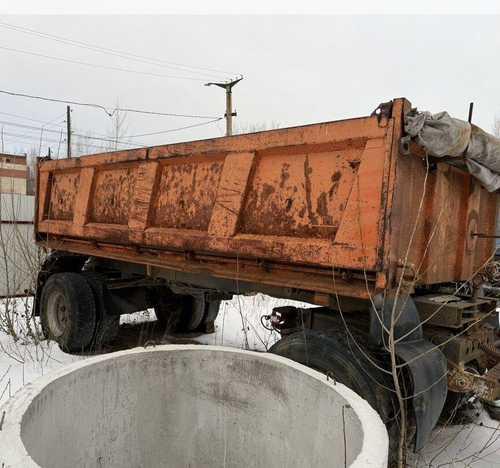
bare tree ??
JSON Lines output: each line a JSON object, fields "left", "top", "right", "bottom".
{"left": 0, "top": 191, "right": 44, "bottom": 341}
{"left": 74, "top": 130, "right": 97, "bottom": 156}
{"left": 108, "top": 101, "right": 129, "bottom": 151}
{"left": 234, "top": 120, "right": 281, "bottom": 135}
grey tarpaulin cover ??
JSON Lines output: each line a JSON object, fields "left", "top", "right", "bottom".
{"left": 405, "top": 110, "right": 500, "bottom": 192}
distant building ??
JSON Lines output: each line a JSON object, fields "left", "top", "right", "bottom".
{"left": 0, "top": 153, "right": 28, "bottom": 195}
{"left": 0, "top": 153, "right": 38, "bottom": 297}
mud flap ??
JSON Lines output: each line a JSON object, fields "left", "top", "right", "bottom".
{"left": 395, "top": 340, "right": 447, "bottom": 450}
{"left": 370, "top": 294, "right": 448, "bottom": 450}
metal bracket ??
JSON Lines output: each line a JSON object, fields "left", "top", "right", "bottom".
{"left": 399, "top": 135, "right": 412, "bottom": 155}
{"left": 371, "top": 100, "right": 393, "bottom": 126}
{"left": 448, "top": 362, "right": 500, "bottom": 401}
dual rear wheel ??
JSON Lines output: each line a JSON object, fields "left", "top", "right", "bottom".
{"left": 40, "top": 273, "right": 220, "bottom": 352}
{"left": 154, "top": 291, "right": 221, "bottom": 334}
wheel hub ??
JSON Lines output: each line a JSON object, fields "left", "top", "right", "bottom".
{"left": 47, "top": 291, "right": 69, "bottom": 338}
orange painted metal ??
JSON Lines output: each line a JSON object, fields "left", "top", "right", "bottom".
{"left": 35, "top": 98, "right": 497, "bottom": 300}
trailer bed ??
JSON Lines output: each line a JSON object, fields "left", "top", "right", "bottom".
{"left": 35, "top": 98, "right": 496, "bottom": 301}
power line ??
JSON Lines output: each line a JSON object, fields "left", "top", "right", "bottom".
{"left": 72, "top": 130, "right": 143, "bottom": 147}
{"left": 0, "top": 109, "right": 139, "bottom": 144}
{"left": 0, "top": 120, "right": 89, "bottom": 137}
{"left": 0, "top": 117, "right": 217, "bottom": 146}
{"left": 0, "top": 88, "right": 220, "bottom": 119}
{"left": 0, "top": 119, "right": 145, "bottom": 147}
{"left": 39, "top": 112, "right": 66, "bottom": 155}
{"left": 2, "top": 134, "right": 55, "bottom": 149}
{"left": 2, "top": 130, "right": 65, "bottom": 146}
{"left": 39, "top": 113, "right": 67, "bottom": 130}
{"left": 0, "top": 88, "right": 112, "bottom": 115}
{"left": 0, "top": 110, "right": 65, "bottom": 128}
{"left": 4, "top": 124, "right": 123, "bottom": 150}
{"left": 2, "top": 130, "right": 113, "bottom": 152}
{"left": 0, "top": 110, "right": 136, "bottom": 145}
{"left": 0, "top": 113, "right": 65, "bottom": 146}
{"left": 72, "top": 131, "right": 145, "bottom": 147}
{"left": 3, "top": 129, "right": 71, "bottom": 146}
{"left": 0, "top": 110, "right": 221, "bottom": 145}
{"left": 125, "top": 118, "right": 223, "bottom": 138}
{"left": 7, "top": 133, "right": 108, "bottom": 153}
{"left": 0, "top": 21, "right": 238, "bottom": 80}
{"left": 0, "top": 116, "right": 223, "bottom": 147}
{"left": 0, "top": 44, "right": 210, "bottom": 83}
{"left": 0, "top": 117, "right": 222, "bottom": 144}
{"left": 116, "top": 107, "right": 221, "bottom": 120}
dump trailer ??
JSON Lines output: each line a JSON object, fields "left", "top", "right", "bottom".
{"left": 34, "top": 98, "right": 500, "bottom": 454}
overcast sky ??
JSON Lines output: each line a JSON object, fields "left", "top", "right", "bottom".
{"left": 1, "top": 15, "right": 499, "bottom": 156}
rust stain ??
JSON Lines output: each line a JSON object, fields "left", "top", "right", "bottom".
{"left": 89, "top": 166, "right": 137, "bottom": 225}
{"left": 151, "top": 159, "right": 223, "bottom": 230}
{"left": 47, "top": 171, "right": 80, "bottom": 221}
{"left": 241, "top": 148, "right": 362, "bottom": 239}
{"left": 304, "top": 154, "right": 316, "bottom": 227}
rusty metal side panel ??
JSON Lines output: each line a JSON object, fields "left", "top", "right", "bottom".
{"left": 89, "top": 164, "right": 138, "bottom": 225}
{"left": 472, "top": 188, "right": 497, "bottom": 273}
{"left": 208, "top": 152, "right": 255, "bottom": 238}
{"left": 240, "top": 143, "right": 364, "bottom": 239}
{"left": 46, "top": 170, "right": 80, "bottom": 221}
{"left": 137, "top": 133, "right": 391, "bottom": 271}
{"left": 37, "top": 114, "right": 396, "bottom": 297}
{"left": 151, "top": 156, "right": 224, "bottom": 230}
{"left": 389, "top": 147, "right": 497, "bottom": 287}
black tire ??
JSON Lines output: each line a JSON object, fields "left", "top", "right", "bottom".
{"left": 177, "top": 295, "right": 221, "bottom": 332}
{"left": 81, "top": 272, "right": 120, "bottom": 351}
{"left": 40, "top": 272, "right": 97, "bottom": 352}
{"left": 154, "top": 293, "right": 187, "bottom": 333}
{"left": 484, "top": 402, "right": 500, "bottom": 421}
{"left": 93, "top": 314, "right": 120, "bottom": 350}
{"left": 199, "top": 299, "right": 222, "bottom": 334}
{"left": 155, "top": 292, "right": 220, "bottom": 334}
{"left": 269, "top": 327, "right": 399, "bottom": 464}
{"left": 176, "top": 295, "right": 206, "bottom": 331}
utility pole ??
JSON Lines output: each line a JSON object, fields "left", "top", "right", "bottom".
{"left": 205, "top": 76, "right": 243, "bottom": 136}
{"left": 468, "top": 102, "right": 474, "bottom": 123}
{"left": 66, "top": 105, "right": 72, "bottom": 158}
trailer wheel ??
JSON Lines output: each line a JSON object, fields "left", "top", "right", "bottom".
{"left": 177, "top": 295, "right": 217, "bottom": 332}
{"left": 155, "top": 293, "right": 220, "bottom": 334}
{"left": 269, "top": 328, "right": 399, "bottom": 462}
{"left": 93, "top": 314, "right": 120, "bottom": 350}
{"left": 154, "top": 293, "right": 186, "bottom": 332}
{"left": 40, "top": 272, "right": 97, "bottom": 352}
{"left": 81, "top": 272, "right": 120, "bottom": 351}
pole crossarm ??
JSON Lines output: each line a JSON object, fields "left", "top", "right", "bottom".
{"left": 205, "top": 76, "right": 243, "bottom": 136}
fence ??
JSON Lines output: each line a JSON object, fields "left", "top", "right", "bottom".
{"left": 0, "top": 193, "right": 40, "bottom": 298}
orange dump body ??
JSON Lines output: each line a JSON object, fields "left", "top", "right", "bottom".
{"left": 35, "top": 98, "right": 497, "bottom": 302}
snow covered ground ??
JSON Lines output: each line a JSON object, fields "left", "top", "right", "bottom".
{"left": 411, "top": 408, "right": 500, "bottom": 467}
{"left": 1, "top": 295, "right": 499, "bottom": 467}
{"left": 0, "top": 294, "right": 312, "bottom": 406}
